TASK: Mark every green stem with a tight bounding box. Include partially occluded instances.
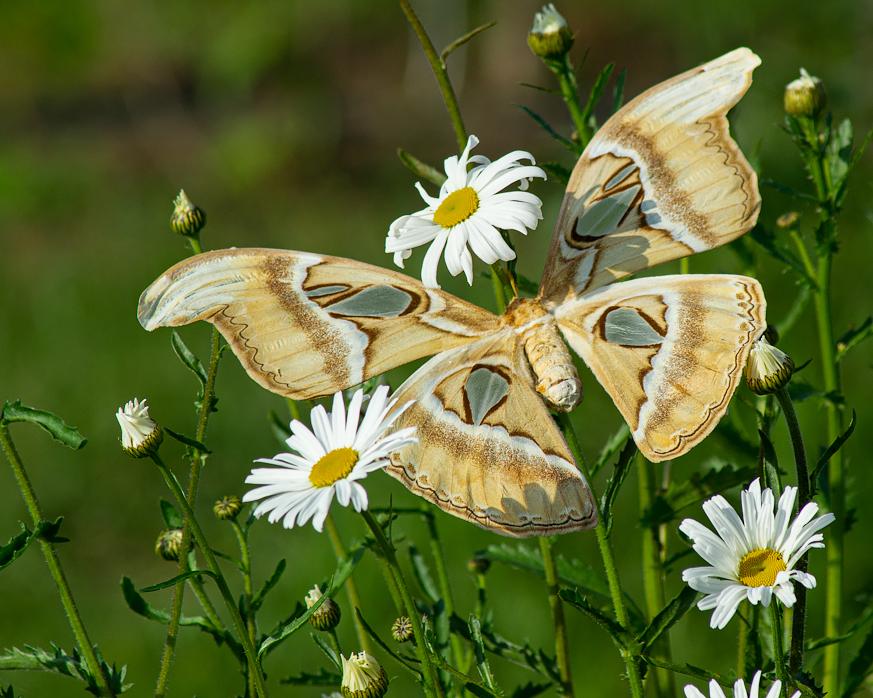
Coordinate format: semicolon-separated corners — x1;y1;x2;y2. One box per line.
152;454;269;698
361;509;443;697
770;604;789;693
156;327;221;697
557;414;644;698
539;536;574;697
188;574;224;632
188;235;203;255
324;515;373;654
637;457;674;698
398;0;467;151
0;424;115;697
557;59;590;147
737;611;748;677
422;510;466;673
232;520;258;698
679;257;690;275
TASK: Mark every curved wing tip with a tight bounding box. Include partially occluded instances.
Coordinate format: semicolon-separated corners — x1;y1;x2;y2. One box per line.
137;276;170;331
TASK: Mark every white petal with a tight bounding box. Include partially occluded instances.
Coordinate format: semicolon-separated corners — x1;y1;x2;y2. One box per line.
420;229;451;288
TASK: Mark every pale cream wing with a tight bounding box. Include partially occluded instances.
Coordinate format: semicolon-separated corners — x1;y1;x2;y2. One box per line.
138;248;500;399
540;48;761;306
386;332;597;537
555;275;766;462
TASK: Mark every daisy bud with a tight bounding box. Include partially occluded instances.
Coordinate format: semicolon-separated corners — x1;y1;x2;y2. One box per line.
391;616;413;643
744;335;795;395
466;556;490;574
170;189;206;238
306;586;342;632
213;495;243;521
340;651;388;698
155;528;189;561
784;68;826;119
116;398;162;458
527;4;574;60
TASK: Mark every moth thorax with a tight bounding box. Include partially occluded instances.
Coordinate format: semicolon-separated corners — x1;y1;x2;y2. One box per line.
521;322;582;412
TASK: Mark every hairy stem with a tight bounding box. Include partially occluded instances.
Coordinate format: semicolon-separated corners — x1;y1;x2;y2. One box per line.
156;328;221;697
771;603;789;692
361;509;444;697
0;424;115;696
539;536;574;697
324;515;373;654
398;0;467;151
153;453;269;698
232;520;259;698
558;414;644;698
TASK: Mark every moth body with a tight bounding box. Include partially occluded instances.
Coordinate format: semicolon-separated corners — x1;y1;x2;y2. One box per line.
505;297;582;412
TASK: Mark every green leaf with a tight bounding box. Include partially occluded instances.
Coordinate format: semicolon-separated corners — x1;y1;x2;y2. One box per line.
0;644;130;696
279;667;343;686
827;118;853;194
310;632;340;669
812;410;856;489
0;401;86;450
164;427;211;454
539;162;571;187
140;569;217;593
600;438;637;535
559;588;635;650
250;558;286;612
409;545;440;604
788;379;844;406
440;21;496;63
637;587;698;650
159;500;183;529
749;225;816;287
468;615;499;692
835;316;873;363
581;62;615;130
590;423;631;477
268;409;292;444
170;330;207;386
1;685;17;698
843;623;873;698
834;125;873;208
641;461;757;527
758;429;782;496
759;177;819;204
611;67;627;114
511;681;552;698
0;523;42;571
517;105;579;153
397;148;446;187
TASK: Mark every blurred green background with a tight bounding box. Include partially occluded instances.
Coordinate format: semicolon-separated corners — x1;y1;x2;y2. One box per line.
2;0;872;696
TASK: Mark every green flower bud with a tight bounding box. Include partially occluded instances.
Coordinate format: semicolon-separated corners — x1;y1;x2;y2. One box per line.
213;495;243;521
527;4;574;60
155;528;189;561
744;336;794;395
391;616;413;643
116;398;163;458
784;69;826;119
170;189;206;238
306;586;342;632
466;556;491;574
341;651;388;698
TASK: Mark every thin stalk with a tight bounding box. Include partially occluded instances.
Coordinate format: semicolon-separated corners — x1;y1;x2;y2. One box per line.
152;453;269;698
188;575;224;631
361;509;443;697
0;424;115;696
324;515;373;654
422;510;466;672
679;257;690;275
737;612;748;677
156;327;221;697
557;414;644;698
232;520;258;698
553;57;590;147
770;604;789;693
188;235;203;255
539;536;574;697
399;0;467;151
638;458;675;698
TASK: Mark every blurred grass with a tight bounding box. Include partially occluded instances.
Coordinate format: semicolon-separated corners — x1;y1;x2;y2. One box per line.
1;0;872;696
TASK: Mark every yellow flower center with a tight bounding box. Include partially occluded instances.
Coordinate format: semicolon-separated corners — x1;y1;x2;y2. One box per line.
737;548;787;587
309;447;359;488
433;187;479;228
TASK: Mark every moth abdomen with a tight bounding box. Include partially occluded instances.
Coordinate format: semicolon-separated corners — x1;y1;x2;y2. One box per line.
523;326;582;412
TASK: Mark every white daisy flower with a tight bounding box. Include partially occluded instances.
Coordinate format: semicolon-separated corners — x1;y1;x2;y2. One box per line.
680;478;834;629
243;386;416;532
341;651;388;698
386;135;546;288
684;671;800;698
116;398;162;457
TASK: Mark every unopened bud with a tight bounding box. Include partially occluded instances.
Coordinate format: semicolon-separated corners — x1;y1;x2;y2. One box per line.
391;616;413;642
116;398;162;458
745;336;794;395
467;556;491;574
155;528;189;561
213;495;243;521
784;69;826;119
527;4;574;60
306;586;341;631
341;651;388;698
170;189;206;238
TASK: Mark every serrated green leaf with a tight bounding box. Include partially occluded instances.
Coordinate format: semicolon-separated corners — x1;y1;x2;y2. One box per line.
0;644;130;696
170;330;207;386
637;586;698;650
164;427;211;454
0;401;86;450
591;423;630;477
836;317;873;363
469;615;499;692
278;667;343;686
601;438;637;536
159;500;183;529
0;524;39;572
517;105;579;153
559;588;634;650
250;558;286;613
140;569;217;593
812;410;856;489
641;461;756;527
